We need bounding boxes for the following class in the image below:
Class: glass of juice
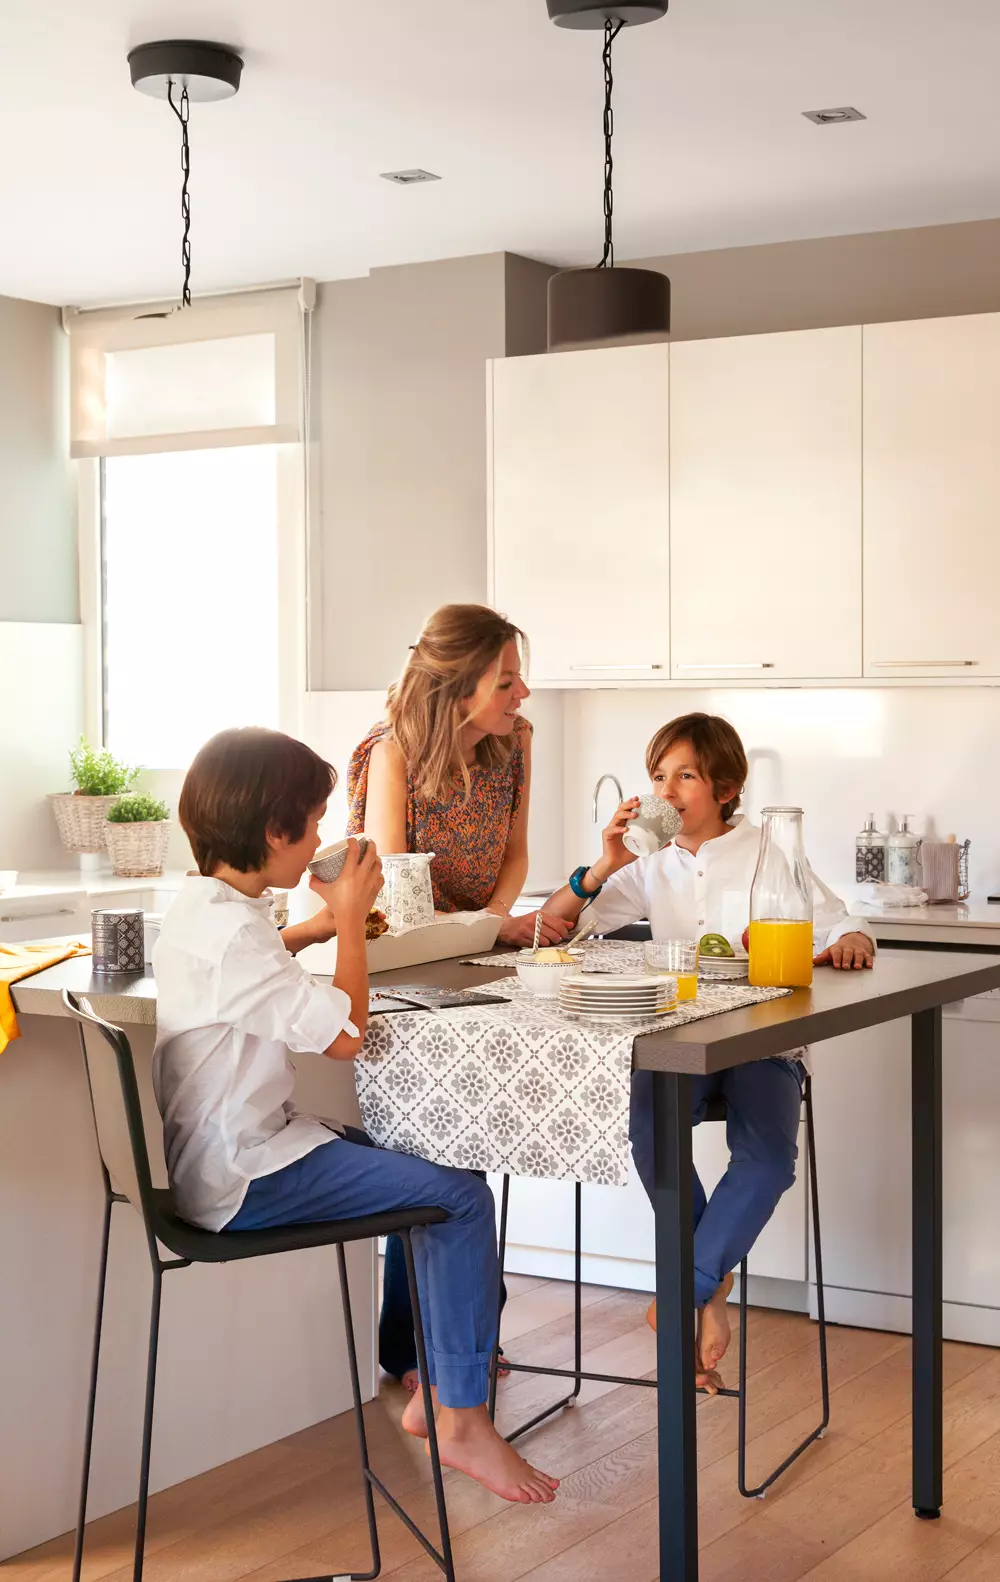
[645,939,699,1001]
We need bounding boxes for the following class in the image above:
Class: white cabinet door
[489,345,670,684]
[669,327,862,680]
[0,897,86,944]
[863,313,1000,678]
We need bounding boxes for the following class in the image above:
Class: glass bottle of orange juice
[748,807,814,988]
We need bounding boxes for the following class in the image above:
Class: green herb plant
[106,792,170,824]
[69,738,141,797]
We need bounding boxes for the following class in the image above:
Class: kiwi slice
[699,932,735,958]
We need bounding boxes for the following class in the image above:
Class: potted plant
[50,739,141,854]
[104,793,172,878]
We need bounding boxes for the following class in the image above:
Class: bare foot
[401,1386,433,1440]
[399,1368,421,1396]
[698,1272,736,1378]
[645,1296,725,1395]
[433,1405,559,1504]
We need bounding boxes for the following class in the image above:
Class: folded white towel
[857,882,929,909]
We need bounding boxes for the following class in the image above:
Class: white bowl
[0,870,17,894]
[515,952,583,997]
[308,836,368,884]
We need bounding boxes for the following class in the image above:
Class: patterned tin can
[92,908,145,973]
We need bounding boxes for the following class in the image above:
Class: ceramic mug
[378,852,436,933]
[308,835,369,885]
[622,795,683,858]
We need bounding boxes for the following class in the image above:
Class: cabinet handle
[676,662,776,671]
[0,906,77,923]
[870,659,978,668]
[568,663,666,672]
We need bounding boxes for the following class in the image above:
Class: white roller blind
[66,283,312,458]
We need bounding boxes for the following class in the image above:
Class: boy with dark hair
[549,712,874,1387]
[153,727,558,1505]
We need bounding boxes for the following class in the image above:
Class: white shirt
[585,817,872,1066]
[586,816,870,953]
[152,876,357,1232]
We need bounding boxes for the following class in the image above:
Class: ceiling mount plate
[546,1,669,26]
[127,40,243,102]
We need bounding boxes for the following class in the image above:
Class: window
[101,447,281,767]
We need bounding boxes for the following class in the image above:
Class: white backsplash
[550,687,1000,906]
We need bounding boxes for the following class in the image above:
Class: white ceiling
[5,0,1000,306]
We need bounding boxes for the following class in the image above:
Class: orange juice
[675,972,698,1002]
[748,919,814,988]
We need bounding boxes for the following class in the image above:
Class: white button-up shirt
[152,876,357,1232]
[585,818,871,1068]
[586,816,869,954]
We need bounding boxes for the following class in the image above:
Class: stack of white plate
[698,955,750,983]
[558,972,677,1022]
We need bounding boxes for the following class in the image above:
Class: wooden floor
[12,1272,1000,1582]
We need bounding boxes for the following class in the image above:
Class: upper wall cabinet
[669,327,863,681]
[489,344,670,683]
[863,314,1000,679]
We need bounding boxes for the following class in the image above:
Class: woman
[347,602,567,1391]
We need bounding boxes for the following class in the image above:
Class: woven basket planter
[50,792,122,854]
[104,819,172,879]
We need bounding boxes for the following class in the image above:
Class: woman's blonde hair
[387,603,527,804]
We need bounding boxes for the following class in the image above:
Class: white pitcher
[378,853,436,933]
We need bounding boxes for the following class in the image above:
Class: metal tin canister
[92,908,145,973]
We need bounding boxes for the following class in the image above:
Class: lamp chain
[599,18,623,268]
[166,81,192,307]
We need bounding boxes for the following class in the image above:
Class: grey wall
[630,215,1000,341]
[313,252,551,691]
[0,294,76,622]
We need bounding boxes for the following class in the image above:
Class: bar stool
[64,990,456,1582]
[490,1073,829,1500]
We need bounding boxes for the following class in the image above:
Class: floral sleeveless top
[346,720,526,913]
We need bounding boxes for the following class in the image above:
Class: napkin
[0,939,92,1054]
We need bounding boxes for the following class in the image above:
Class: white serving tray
[297,912,502,977]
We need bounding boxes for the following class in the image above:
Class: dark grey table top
[14,947,1000,1075]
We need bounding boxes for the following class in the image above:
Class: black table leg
[653,1070,699,1580]
[912,1005,943,1520]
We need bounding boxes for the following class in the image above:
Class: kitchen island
[1,957,370,1562]
[11,945,1000,1582]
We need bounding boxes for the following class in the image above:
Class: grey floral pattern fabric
[355,975,791,1186]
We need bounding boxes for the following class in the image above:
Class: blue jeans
[228,1128,499,1408]
[381,1229,508,1383]
[629,1059,804,1309]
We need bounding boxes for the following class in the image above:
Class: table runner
[355,973,791,1185]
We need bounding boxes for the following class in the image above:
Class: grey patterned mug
[378,853,436,934]
[622,795,683,858]
[92,908,145,973]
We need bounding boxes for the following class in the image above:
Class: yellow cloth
[0,939,92,1054]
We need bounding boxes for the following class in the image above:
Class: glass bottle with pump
[856,814,887,883]
[749,807,815,988]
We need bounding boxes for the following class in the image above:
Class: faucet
[593,773,624,823]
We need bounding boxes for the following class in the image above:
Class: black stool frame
[65,990,455,1582]
[489,1074,830,1500]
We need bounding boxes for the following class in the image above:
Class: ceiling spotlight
[380,169,441,185]
[802,106,866,125]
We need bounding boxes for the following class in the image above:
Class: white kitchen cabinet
[489,344,670,683]
[669,327,862,680]
[863,313,1000,679]
[0,894,86,944]
[810,973,1000,1344]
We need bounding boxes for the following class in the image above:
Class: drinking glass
[645,939,698,1001]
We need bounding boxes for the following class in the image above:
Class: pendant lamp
[545,2,670,351]
[127,41,244,310]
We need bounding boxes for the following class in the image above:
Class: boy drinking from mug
[548,713,874,1386]
[152,726,558,1504]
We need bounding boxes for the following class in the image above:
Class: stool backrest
[63,990,160,1246]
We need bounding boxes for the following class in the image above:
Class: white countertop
[0,869,187,904]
